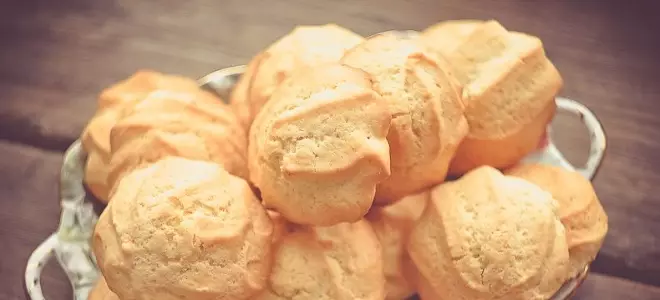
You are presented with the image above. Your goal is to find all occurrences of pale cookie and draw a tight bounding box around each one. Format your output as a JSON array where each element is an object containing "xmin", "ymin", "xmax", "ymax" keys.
[
  {"xmin": 341, "ymin": 31, "xmax": 468, "ymax": 204},
  {"xmin": 252, "ymin": 220, "xmax": 385, "ymax": 300},
  {"xmin": 366, "ymin": 191, "xmax": 429, "ymax": 300},
  {"xmin": 80, "ymin": 70, "xmax": 200, "ymax": 202},
  {"xmin": 506, "ymin": 163, "xmax": 608, "ymax": 277},
  {"xmin": 107, "ymin": 88, "xmax": 247, "ymax": 198},
  {"xmin": 249, "ymin": 63, "xmax": 391, "ymax": 226},
  {"xmin": 231, "ymin": 24, "xmax": 364, "ymax": 130},
  {"xmin": 407, "ymin": 166, "xmax": 570, "ymax": 300},
  {"xmin": 422, "ymin": 20, "xmax": 562, "ymax": 175},
  {"xmin": 93, "ymin": 157, "xmax": 273, "ymax": 300}
]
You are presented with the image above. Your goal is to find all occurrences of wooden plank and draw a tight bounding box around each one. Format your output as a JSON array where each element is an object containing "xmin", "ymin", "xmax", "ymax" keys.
[
  {"xmin": 573, "ymin": 273, "xmax": 660, "ymax": 300},
  {"xmin": 0, "ymin": 141, "xmax": 68, "ymax": 300},
  {"xmin": 0, "ymin": 0, "xmax": 658, "ymax": 150},
  {"xmin": 0, "ymin": 0, "xmax": 659, "ymax": 289}
]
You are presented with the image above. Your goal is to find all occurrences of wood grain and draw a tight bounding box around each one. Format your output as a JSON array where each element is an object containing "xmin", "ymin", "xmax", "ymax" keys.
[
  {"xmin": 1, "ymin": 0, "xmax": 660, "ymax": 297},
  {"xmin": 572, "ymin": 273, "xmax": 660, "ymax": 300},
  {"xmin": 0, "ymin": 141, "xmax": 68, "ymax": 300},
  {"xmin": 1, "ymin": 0, "xmax": 658, "ymax": 150}
]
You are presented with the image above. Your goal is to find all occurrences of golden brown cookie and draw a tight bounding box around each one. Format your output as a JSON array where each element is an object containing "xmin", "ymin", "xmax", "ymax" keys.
[
  {"xmin": 407, "ymin": 166, "xmax": 570, "ymax": 300},
  {"xmin": 96, "ymin": 70, "xmax": 199, "ymax": 111},
  {"xmin": 524, "ymin": 218, "xmax": 571, "ymax": 300},
  {"xmin": 505, "ymin": 163, "xmax": 608, "ymax": 277},
  {"xmin": 107, "ymin": 88, "xmax": 247, "ymax": 197},
  {"xmin": 341, "ymin": 31, "xmax": 468, "ymax": 204},
  {"xmin": 93, "ymin": 157, "xmax": 274, "ymax": 300},
  {"xmin": 80, "ymin": 71, "xmax": 201, "ymax": 202},
  {"xmin": 84, "ymin": 151, "xmax": 112, "ymax": 204},
  {"xmin": 88, "ymin": 276, "xmax": 120, "ymax": 300},
  {"xmin": 422, "ymin": 20, "xmax": 562, "ymax": 176},
  {"xmin": 249, "ymin": 63, "xmax": 391, "ymax": 226},
  {"xmin": 253, "ymin": 220, "xmax": 385, "ymax": 300},
  {"xmin": 416, "ymin": 272, "xmax": 441, "ymax": 300},
  {"xmin": 366, "ymin": 191, "xmax": 429, "ymax": 300},
  {"xmin": 81, "ymin": 109, "xmax": 119, "ymax": 203},
  {"xmin": 231, "ymin": 24, "xmax": 364, "ymax": 130}
]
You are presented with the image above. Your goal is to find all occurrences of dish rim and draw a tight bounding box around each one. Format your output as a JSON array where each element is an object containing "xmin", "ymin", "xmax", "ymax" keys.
[{"xmin": 24, "ymin": 64, "xmax": 606, "ymax": 300}]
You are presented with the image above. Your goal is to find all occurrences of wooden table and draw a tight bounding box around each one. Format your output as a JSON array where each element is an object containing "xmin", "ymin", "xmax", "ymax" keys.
[{"xmin": 1, "ymin": 1, "xmax": 659, "ymax": 299}]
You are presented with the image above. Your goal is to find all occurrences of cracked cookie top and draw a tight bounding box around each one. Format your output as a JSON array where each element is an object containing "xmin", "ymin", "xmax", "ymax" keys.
[
  {"xmin": 407, "ymin": 166, "xmax": 569, "ymax": 300},
  {"xmin": 253, "ymin": 220, "xmax": 384, "ymax": 300},
  {"xmin": 249, "ymin": 63, "xmax": 391, "ymax": 226},
  {"xmin": 341, "ymin": 31, "xmax": 468, "ymax": 204},
  {"xmin": 107, "ymin": 88, "xmax": 248, "ymax": 198},
  {"xmin": 93, "ymin": 157, "xmax": 274, "ymax": 300},
  {"xmin": 230, "ymin": 24, "xmax": 364, "ymax": 131}
]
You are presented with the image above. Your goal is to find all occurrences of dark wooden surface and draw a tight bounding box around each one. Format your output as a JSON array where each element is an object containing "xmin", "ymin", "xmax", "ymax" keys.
[
  {"xmin": 1, "ymin": 0, "xmax": 659, "ymax": 299},
  {"xmin": 0, "ymin": 142, "xmax": 66, "ymax": 300}
]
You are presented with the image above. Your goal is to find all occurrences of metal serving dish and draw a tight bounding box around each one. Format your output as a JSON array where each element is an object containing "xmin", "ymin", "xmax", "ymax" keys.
[{"xmin": 25, "ymin": 65, "xmax": 606, "ymax": 300}]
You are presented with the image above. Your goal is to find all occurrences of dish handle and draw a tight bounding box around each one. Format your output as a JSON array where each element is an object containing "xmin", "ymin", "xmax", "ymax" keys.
[
  {"xmin": 25, "ymin": 141, "xmax": 99, "ymax": 300},
  {"xmin": 522, "ymin": 97, "xmax": 607, "ymax": 180}
]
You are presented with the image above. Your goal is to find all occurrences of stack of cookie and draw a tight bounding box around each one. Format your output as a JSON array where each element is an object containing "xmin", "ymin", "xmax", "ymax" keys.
[{"xmin": 82, "ymin": 20, "xmax": 608, "ymax": 300}]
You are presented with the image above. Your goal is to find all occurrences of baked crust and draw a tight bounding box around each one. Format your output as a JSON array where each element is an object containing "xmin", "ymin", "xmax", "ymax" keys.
[
  {"xmin": 249, "ymin": 63, "xmax": 391, "ymax": 226},
  {"xmin": 342, "ymin": 32, "xmax": 468, "ymax": 203}
]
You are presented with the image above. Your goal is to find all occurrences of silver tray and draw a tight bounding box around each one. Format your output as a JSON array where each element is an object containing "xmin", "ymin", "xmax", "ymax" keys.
[{"xmin": 25, "ymin": 65, "xmax": 607, "ymax": 300}]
